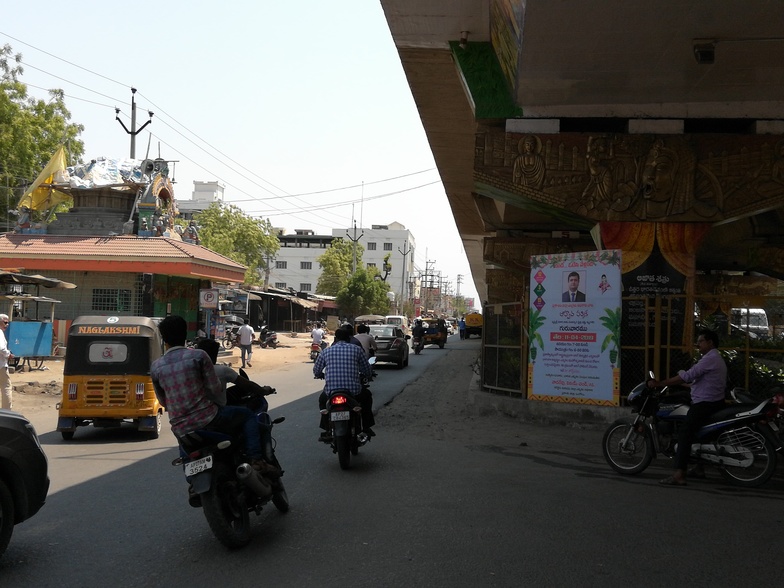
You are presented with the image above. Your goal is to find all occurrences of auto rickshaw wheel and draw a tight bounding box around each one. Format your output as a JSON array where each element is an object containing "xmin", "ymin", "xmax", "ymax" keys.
[{"xmin": 61, "ymin": 431, "xmax": 75, "ymax": 441}]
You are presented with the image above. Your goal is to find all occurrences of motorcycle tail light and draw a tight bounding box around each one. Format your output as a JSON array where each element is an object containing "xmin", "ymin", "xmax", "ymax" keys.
[
  {"xmin": 331, "ymin": 395, "xmax": 348, "ymax": 405},
  {"xmin": 67, "ymin": 382, "xmax": 77, "ymax": 401}
]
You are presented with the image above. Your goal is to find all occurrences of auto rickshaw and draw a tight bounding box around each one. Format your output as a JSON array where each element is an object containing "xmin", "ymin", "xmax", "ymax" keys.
[{"xmin": 56, "ymin": 316, "xmax": 165, "ymax": 440}]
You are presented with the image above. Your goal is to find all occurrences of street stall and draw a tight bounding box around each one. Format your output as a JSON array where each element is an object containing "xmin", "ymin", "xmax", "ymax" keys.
[{"xmin": 0, "ymin": 271, "xmax": 76, "ymax": 370}]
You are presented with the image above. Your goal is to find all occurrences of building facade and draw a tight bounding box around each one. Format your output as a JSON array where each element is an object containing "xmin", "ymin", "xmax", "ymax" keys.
[{"xmin": 270, "ymin": 223, "xmax": 417, "ymax": 308}]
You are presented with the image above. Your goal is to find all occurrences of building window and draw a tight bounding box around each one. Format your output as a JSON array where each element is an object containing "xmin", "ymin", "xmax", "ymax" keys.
[
  {"xmin": 92, "ymin": 288, "xmax": 132, "ymax": 312},
  {"xmin": 300, "ymin": 261, "xmax": 312, "ymax": 270},
  {"xmin": 300, "ymin": 283, "xmax": 312, "ymax": 292},
  {"xmin": 367, "ymin": 263, "xmax": 376, "ymax": 269},
  {"xmin": 275, "ymin": 282, "xmax": 287, "ymax": 289},
  {"xmin": 367, "ymin": 242, "xmax": 377, "ymax": 250},
  {"xmin": 383, "ymin": 242, "xmax": 393, "ymax": 251},
  {"xmin": 276, "ymin": 261, "xmax": 287, "ymax": 269}
]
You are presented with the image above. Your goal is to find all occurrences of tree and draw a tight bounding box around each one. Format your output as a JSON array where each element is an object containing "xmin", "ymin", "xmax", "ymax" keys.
[
  {"xmin": 336, "ymin": 267, "xmax": 391, "ymax": 319},
  {"xmin": 316, "ymin": 238, "xmax": 364, "ymax": 296},
  {"xmin": 0, "ymin": 44, "xmax": 85, "ymax": 225},
  {"xmin": 195, "ymin": 202, "xmax": 279, "ymax": 285}
]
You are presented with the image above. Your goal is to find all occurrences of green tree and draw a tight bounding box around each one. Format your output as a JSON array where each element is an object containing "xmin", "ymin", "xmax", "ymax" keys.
[
  {"xmin": 336, "ymin": 267, "xmax": 391, "ymax": 318},
  {"xmin": 316, "ymin": 238, "xmax": 364, "ymax": 296},
  {"xmin": 195, "ymin": 202, "xmax": 279, "ymax": 285},
  {"xmin": 0, "ymin": 44, "xmax": 85, "ymax": 224}
]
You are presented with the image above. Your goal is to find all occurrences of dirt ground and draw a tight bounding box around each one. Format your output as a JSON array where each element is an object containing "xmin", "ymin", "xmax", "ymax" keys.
[{"xmin": 7, "ymin": 332, "xmax": 316, "ymax": 414}]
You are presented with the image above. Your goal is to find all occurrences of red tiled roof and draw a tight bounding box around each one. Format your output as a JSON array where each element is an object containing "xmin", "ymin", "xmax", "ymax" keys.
[{"xmin": 0, "ymin": 234, "xmax": 247, "ymax": 283}]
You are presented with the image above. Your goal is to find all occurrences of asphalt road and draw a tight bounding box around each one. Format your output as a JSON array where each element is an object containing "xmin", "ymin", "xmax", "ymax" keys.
[{"xmin": 3, "ymin": 336, "xmax": 784, "ymax": 587}]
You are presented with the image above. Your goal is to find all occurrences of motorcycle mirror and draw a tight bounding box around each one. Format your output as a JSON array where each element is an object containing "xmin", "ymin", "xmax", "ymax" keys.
[
  {"xmin": 648, "ymin": 370, "xmax": 656, "ymax": 380},
  {"xmin": 368, "ymin": 357, "xmax": 377, "ymax": 366}
]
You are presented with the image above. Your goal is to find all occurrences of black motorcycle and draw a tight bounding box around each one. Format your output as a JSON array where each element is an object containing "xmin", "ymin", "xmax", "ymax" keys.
[
  {"xmin": 172, "ymin": 384, "xmax": 288, "ymax": 548},
  {"xmin": 318, "ymin": 357, "xmax": 376, "ymax": 470},
  {"xmin": 603, "ymin": 371, "xmax": 782, "ymax": 487}
]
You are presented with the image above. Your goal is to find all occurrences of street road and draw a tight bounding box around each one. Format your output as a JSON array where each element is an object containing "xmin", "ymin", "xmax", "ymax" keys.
[{"xmin": 3, "ymin": 336, "xmax": 784, "ymax": 587}]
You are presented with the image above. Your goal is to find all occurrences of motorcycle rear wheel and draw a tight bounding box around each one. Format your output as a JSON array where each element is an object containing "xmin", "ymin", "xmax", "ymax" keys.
[
  {"xmin": 718, "ymin": 437, "xmax": 777, "ymax": 487},
  {"xmin": 602, "ymin": 421, "xmax": 653, "ymax": 475},
  {"xmin": 336, "ymin": 435, "xmax": 351, "ymax": 470},
  {"xmin": 222, "ymin": 338, "xmax": 235, "ymax": 351},
  {"xmin": 201, "ymin": 463, "xmax": 252, "ymax": 549}
]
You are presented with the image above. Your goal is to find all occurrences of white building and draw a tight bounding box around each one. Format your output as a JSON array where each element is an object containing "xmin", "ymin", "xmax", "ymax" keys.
[
  {"xmin": 177, "ymin": 181, "xmax": 225, "ymax": 220},
  {"xmin": 270, "ymin": 223, "xmax": 416, "ymax": 306}
]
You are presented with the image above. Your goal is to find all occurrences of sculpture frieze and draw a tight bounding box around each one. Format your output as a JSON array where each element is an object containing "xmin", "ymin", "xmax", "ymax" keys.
[{"xmin": 475, "ymin": 131, "xmax": 784, "ymax": 223}]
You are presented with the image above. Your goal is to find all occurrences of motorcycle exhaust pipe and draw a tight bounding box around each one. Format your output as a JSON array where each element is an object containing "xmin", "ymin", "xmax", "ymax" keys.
[{"xmin": 236, "ymin": 463, "xmax": 272, "ymax": 498}]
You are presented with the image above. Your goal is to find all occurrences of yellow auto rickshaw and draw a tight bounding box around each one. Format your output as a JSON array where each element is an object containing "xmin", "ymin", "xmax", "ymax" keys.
[{"xmin": 56, "ymin": 316, "xmax": 165, "ymax": 440}]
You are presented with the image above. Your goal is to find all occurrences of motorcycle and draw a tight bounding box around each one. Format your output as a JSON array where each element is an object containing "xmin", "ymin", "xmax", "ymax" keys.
[
  {"xmin": 317, "ymin": 357, "xmax": 376, "ymax": 470},
  {"xmin": 259, "ymin": 325, "xmax": 278, "ymax": 349},
  {"xmin": 412, "ymin": 336, "xmax": 424, "ymax": 355},
  {"xmin": 602, "ymin": 371, "xmax": 783, "ymax": 487},
  {"xmin": 172, "ymin": 382, "xmax": 288, "ymax": 548},
  {"xmin": 310, "ymin": 339, "xmax": 327, "ymax": 361},
  {"xmin": 221, "ymin": 326, "xmax": 240, "ymax": 350}
]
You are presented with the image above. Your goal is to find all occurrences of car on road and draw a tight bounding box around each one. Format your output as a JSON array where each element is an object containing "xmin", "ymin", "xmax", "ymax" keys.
[
  {"xmin": 0, "ymin": 410, "xmax": 49, "ymax": 556},
  {"xmin": 368, "ymin": 324, "xmax": 411, "ymax": 369}
]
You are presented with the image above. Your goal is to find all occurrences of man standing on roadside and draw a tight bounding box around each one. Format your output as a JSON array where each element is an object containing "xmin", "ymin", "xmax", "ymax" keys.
[
  {"xmin": 237, "ymin": 318, "xmax": 255, "ymax": 368},
  {"xmin": 0, "ymin": 314, "xmax": 13, "ymax": 409}
]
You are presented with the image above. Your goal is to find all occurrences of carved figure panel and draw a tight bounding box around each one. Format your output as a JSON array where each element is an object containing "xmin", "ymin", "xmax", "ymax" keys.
[{"xmin": 475, "ymin": 132, "xmax": 784, "ymax": 223}]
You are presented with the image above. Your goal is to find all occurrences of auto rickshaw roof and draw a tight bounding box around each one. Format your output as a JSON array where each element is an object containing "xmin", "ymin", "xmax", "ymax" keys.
[{"xmin": 68, "ymin": 315, "xmax": 162, "ymax": 334}]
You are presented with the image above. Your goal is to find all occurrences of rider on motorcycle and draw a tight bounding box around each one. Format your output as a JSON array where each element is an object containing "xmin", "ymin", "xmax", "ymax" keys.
[
  {"xmin": 412, "ymin": 319, "xmax": 426, "ymax": 345},
  {"xmin": 314, "ymin": 326, "xmax": 375, "ymax": 439},
  {"xmin": 311, "ymin": 321, "xmax": 327, "ymax": 350},
  {"xmin": 151, "ymin": 316, "xmax": 278, "ymax": 478},
  {"xmin": 648, "ymin": 328, "xmax": 727, "ymax": 486}
]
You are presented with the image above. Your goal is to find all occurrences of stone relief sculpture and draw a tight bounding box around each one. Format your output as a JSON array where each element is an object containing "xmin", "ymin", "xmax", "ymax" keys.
[
  {"xmin": 481, "ymin": 131, "xmax": 784, "ymax": 224},
  {"xmin": 512, "ymin": 135, "xmax": 545, "ymax": 189}
]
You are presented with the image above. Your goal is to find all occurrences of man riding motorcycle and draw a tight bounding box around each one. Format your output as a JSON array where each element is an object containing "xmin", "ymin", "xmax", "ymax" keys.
[{"xmin": 314, "ymin": 326, "xmax": 375, "ymax": 439}]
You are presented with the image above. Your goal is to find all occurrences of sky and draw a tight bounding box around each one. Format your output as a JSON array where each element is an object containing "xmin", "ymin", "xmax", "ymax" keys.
[{"xmin": 1, "ymin": 1, "xmax": 480, "ymax": 305}]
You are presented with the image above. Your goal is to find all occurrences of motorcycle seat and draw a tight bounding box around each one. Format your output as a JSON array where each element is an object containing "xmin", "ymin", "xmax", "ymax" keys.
[{"xmin": 704, "ymin": 403, "xmax": 760, "ymax": 423}]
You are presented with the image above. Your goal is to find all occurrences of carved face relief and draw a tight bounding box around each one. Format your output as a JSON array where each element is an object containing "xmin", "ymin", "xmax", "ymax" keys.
[{"xmin": 641, "ymin": 140, "xmax": 678, "ymax": 204}]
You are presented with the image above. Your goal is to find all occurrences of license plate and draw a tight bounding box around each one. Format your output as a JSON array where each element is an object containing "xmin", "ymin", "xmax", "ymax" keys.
[
  {"xmin": 184, "ymin": 455, "xmax": 213, "ymax": 477},
  {"xmin": 331, "ymin": 411, "xmax": 350, "ymax": 421}
]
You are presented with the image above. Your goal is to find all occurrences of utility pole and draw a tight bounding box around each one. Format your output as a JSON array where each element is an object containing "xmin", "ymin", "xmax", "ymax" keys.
[
  {"xmin": 398, "ymin": 242, "xmax": 411, "ymax": 314},
  {"xmin": 346, "ymin": 219, "xmax": 363, "ymax": 274},
  {"xmin": 115, "ymin": 88, "xmax": 153, "ymax": 159}
]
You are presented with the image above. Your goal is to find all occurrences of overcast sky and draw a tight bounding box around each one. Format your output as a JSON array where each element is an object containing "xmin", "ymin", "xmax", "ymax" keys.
[{"xmin": 1, "ymin": 1, "xmax": 480, "ymax": 305}]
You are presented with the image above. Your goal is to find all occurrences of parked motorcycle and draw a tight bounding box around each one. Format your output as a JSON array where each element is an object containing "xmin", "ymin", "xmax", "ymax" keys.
[
  {"xmin": 172, "ymin": 384, "xmax": 288, "ymax": 548},
  {"xmin": 317, "ymin": 357, "xmax": 376, "ymax": 470},
  {"xmin": 603, "ymin": 371, "xmax": 783, "ymax": 487},
  {"xmin": 259, "ymin": 325, "xmax": 278, "ymax": 349},
  {"xmin": 222, "ymin": 326, "xmax": 240, "ymax": 350}
]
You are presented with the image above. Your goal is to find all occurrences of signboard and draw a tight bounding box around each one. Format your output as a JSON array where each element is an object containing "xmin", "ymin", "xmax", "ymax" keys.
[
  {"xmin": 528, "ymin": 250, "xmax": 622, "ymax": 406},
  {"xmin": 199, "ymin": 288, "xmax": 219, "ymax": 310}
]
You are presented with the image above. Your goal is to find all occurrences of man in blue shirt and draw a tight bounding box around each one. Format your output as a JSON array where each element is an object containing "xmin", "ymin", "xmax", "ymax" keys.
[
  {"xmin": 314, "ymin": 326, "xmax": 375, "ymax": 438},
  {"xmin": 649, "ymin": 328, "xmax": 727, "ymax": 486}
]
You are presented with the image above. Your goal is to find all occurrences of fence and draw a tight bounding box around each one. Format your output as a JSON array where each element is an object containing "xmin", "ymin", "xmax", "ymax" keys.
[{"xmin": 481, "ymin": 295, "xmax": 784, "ymax": 404}]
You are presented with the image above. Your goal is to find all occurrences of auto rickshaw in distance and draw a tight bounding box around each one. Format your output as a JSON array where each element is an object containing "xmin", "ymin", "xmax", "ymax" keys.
[{"xmin": 56, "ymin": 316, "xmax": 165, "ymax": 440}]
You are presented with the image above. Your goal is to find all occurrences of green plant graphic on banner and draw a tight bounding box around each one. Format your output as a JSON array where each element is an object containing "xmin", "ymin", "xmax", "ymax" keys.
[
  {"xmin": 600, "ymin": 307, "xmax": 621, "ymax": 367},
  {"xmin": 527, "ymin": 308, "xmax": 546, "ymax": 362}
]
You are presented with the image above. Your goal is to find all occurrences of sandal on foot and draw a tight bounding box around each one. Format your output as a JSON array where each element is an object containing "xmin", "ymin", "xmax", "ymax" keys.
[{"xmin": 659, "ymin": 475, "xmax": 687, "ymax": 486}]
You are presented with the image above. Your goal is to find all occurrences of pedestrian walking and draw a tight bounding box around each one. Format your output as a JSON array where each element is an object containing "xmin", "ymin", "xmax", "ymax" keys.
[
  {"xmin": 237, "ymin": 318, "xmax": 255, "ymax": 368},
  {"xmin": 0, "ymin": 314, "xmax": 15, "ymax": 409}
]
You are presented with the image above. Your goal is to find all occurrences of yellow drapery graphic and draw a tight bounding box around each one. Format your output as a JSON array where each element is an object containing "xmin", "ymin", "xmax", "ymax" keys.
[{"xmin": 600, "ymin": 222, "xmax": 710, "ymax": 277}]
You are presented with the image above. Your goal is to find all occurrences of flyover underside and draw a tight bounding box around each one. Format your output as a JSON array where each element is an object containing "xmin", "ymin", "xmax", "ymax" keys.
[{"xmin": 395, "ymin": 49, "xmax": 784, "ymax": 303}]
